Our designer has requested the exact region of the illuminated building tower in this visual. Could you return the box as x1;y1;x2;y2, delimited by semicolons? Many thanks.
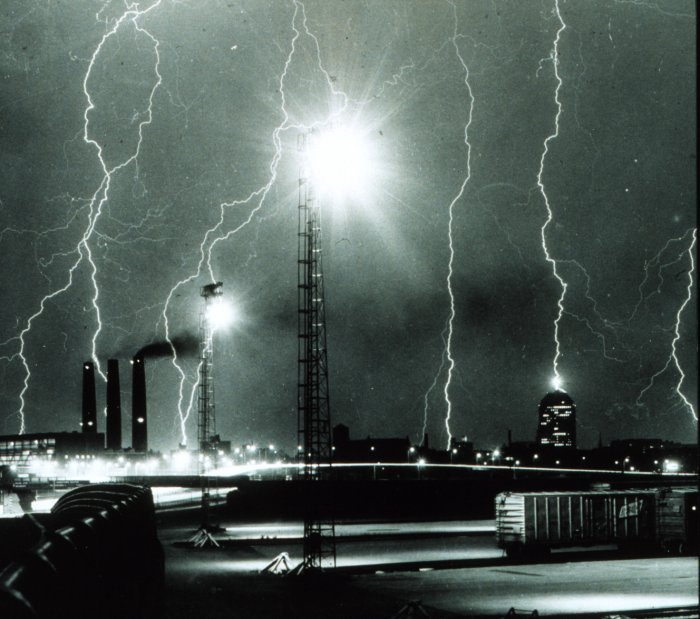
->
131;354;147;452
536;390;576;449
297;133;336;571
190;281;223;547
81;361;97;433
106;359;122;450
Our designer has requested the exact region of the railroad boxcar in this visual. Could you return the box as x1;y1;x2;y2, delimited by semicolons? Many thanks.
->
656;486;698;553
495;489;658;557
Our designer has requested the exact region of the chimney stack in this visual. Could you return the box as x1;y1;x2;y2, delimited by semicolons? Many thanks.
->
106;359;122;450
81;361;97;433
131;354;147;452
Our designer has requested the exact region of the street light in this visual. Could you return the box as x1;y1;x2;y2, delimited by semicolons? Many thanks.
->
417;458;426;480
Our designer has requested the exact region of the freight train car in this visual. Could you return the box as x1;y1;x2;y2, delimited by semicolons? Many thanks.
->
495;487;696;558
656;486;698;553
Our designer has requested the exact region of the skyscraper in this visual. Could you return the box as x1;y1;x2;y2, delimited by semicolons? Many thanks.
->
536;390;576;448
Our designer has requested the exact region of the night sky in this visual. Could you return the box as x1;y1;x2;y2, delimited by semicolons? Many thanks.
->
0;0;696;453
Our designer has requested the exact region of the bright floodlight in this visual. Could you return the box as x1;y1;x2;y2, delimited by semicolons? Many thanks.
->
663;460;680;473
306;127;372;198
172;449;192;471
206;297;234;331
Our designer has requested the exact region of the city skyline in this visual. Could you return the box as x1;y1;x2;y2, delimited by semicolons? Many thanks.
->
0;0;696;453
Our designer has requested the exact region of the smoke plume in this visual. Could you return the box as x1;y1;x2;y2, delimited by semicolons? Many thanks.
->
135;333;199;359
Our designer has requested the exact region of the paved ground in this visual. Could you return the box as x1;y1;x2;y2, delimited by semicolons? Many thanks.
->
159;516;698;618
356;558;698;616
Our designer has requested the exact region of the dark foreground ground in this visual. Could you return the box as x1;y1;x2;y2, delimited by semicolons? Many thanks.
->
158;509;698;618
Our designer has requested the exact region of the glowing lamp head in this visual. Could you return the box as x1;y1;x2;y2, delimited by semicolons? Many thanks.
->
206;297;234;331
306;127;373;199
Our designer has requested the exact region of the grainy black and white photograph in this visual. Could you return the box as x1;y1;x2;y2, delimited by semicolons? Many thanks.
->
0;1;696;617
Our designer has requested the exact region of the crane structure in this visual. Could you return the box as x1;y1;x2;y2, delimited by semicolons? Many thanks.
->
296;132;337;571
190;281;224;548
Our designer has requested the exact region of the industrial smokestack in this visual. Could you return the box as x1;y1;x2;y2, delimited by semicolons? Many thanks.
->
81;361;97;433
106;359;122;450
131;354;147;452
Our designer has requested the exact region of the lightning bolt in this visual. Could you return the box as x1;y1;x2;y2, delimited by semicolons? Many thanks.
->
558;259;627;363
10;1;162;433
627;228;695;326
421;327;448;444
437;0;475;449
612;0;695;19
415;1;475;449
475;184;534;275
475;20;627;373
635;229;697;421
0;194;91;282
163;0;350;446
537;0;567;391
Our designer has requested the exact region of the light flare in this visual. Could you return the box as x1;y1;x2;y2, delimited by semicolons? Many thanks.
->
206;297;236;333
305;126;375;200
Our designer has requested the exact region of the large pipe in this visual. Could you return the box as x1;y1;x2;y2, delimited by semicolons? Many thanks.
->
131;354;147;452
106;359;121;450
81;361;97;433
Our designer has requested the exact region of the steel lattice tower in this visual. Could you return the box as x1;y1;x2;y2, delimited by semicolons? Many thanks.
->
190;281;223;547
297;133;336;571
198;282;221;466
